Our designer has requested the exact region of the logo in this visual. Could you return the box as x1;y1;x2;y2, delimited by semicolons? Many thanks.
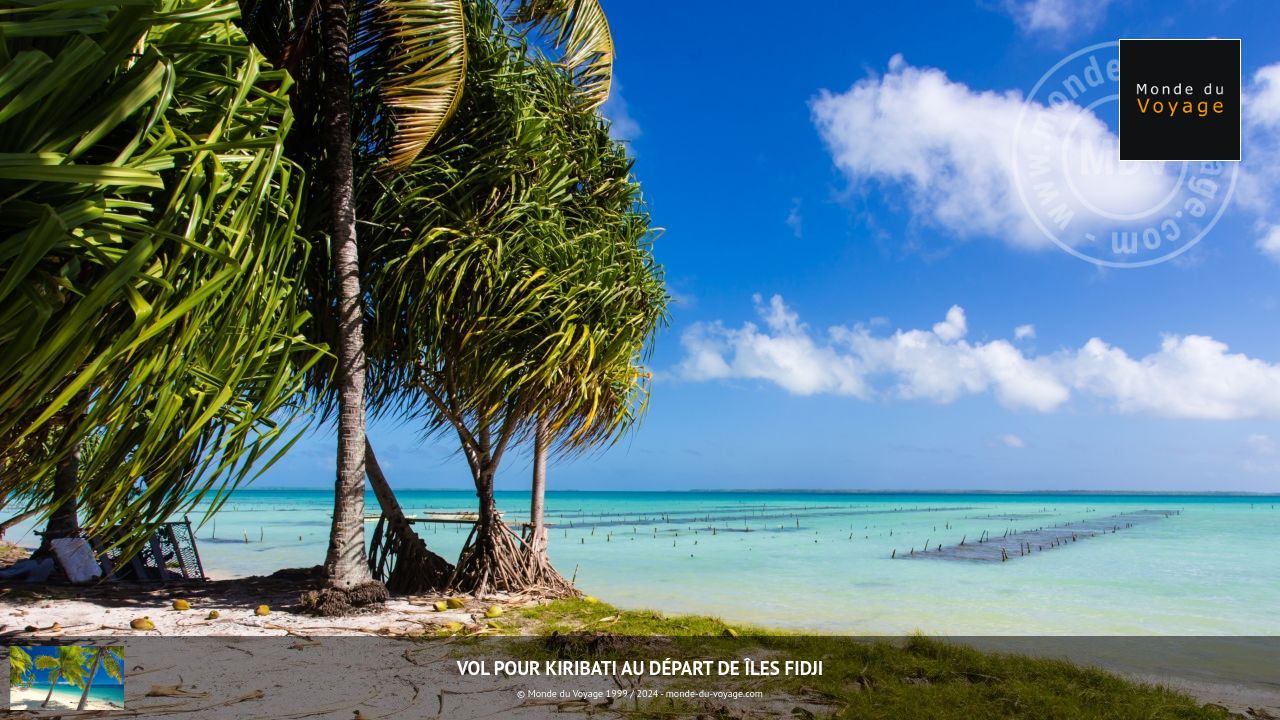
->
1012;42;1237;268
1119;39;1241;161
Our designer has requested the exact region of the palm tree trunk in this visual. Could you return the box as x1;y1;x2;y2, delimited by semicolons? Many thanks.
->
39;440;81;555
319;0;373;591
41;671;59;707
528;414;549;555
76;650;102;711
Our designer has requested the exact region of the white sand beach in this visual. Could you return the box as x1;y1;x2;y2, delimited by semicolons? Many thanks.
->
9;685;122;711
2;568;536;639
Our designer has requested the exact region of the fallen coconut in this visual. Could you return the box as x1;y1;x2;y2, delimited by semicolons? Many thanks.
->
207;610;220;620
172;599;190;611
446;597;465;609
433;600;449;612
131;617;155;631
254;605;270;616
484;606;503;618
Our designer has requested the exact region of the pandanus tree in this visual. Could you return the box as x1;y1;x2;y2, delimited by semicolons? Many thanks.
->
360;2;665;594
517;57;667;586
0;0;319;559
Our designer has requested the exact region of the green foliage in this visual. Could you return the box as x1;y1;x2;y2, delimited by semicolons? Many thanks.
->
35;646;89;693
358;0;666;463
511;600;1232;720
0;0;320;554
508;0;613;110
9;646;33;686
91;646;124;684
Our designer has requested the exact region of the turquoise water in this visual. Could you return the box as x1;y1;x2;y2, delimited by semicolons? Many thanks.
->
14;683;123;708
8;490;1278;635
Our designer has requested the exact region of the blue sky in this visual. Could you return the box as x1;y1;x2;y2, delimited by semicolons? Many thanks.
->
20;646;122;687
265;0;1280;492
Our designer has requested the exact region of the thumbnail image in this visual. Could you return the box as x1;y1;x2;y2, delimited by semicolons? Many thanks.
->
8;645;123;712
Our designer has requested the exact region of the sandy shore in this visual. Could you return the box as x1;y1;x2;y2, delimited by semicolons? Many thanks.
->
1;570;534;639
8;686;121;711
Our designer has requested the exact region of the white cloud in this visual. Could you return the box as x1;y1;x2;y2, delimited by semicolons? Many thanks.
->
810;55;1176;250
1247;433;1275;455
677;294;867;398
1000;0;1113;34
1000;433;1027;448
601;82;641;142
1067;334;1280;419
1015;324;1037;340
679;295;1280;420
786;199;803;238
1255;224;1280;263
1240;64;1280;261
932;305;967;342
1246;64;1280;129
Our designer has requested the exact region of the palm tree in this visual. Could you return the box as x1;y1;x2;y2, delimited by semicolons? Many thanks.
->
236;0;613;598
35;646;87;708
9;646;33;687
0;0;319;559
76;646;123;711
236;0;467;598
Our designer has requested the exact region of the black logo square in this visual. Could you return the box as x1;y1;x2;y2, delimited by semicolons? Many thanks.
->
1119;39;1241;161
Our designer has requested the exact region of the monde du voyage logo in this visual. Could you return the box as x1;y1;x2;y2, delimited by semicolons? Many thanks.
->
1120;39;1241;161
1013;39;1241;268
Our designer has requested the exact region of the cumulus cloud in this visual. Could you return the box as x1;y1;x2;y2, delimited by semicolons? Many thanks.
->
999;0;1114;34
931;305;968;342
677;294;867;398
810;55;1177;251
678;295;1280;420
1015;324;1037;340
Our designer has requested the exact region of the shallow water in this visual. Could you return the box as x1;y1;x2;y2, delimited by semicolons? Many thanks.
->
8;490;1278;635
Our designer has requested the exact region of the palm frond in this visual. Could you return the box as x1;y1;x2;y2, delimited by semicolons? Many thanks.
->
375;0;468;169
357;4;664;464
509;0;612;109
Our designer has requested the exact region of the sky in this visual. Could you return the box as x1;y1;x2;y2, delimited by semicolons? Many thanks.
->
264;0;1280;492
19;646;122;687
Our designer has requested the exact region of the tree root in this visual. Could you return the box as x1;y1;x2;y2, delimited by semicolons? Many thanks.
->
449;512;580;598
520;531;579;598
298;581;389;617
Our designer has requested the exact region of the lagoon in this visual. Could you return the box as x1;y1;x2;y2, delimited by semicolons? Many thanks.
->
8;490;1276;635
